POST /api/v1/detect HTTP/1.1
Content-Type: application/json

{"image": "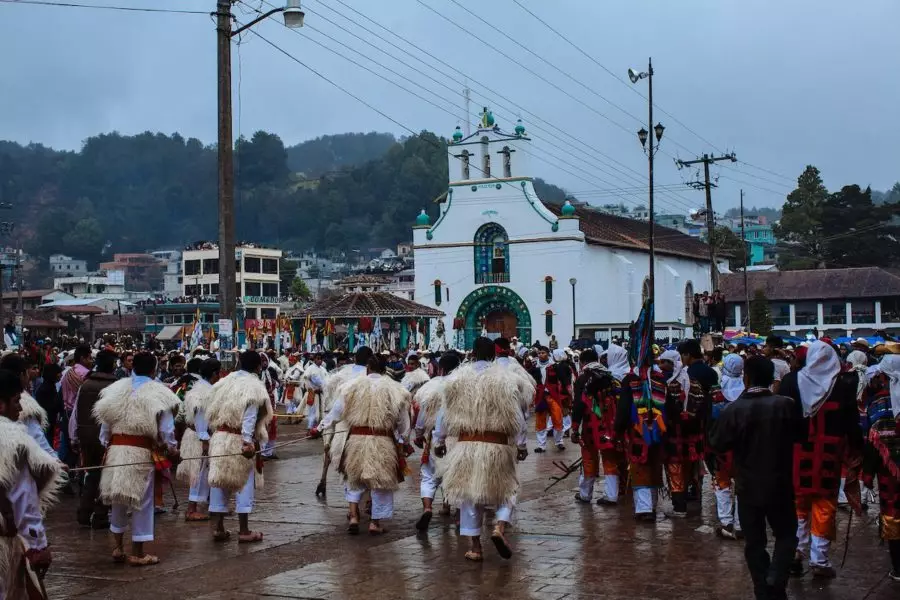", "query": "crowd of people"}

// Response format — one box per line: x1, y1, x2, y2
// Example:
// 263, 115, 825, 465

1, 332, 898, 599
